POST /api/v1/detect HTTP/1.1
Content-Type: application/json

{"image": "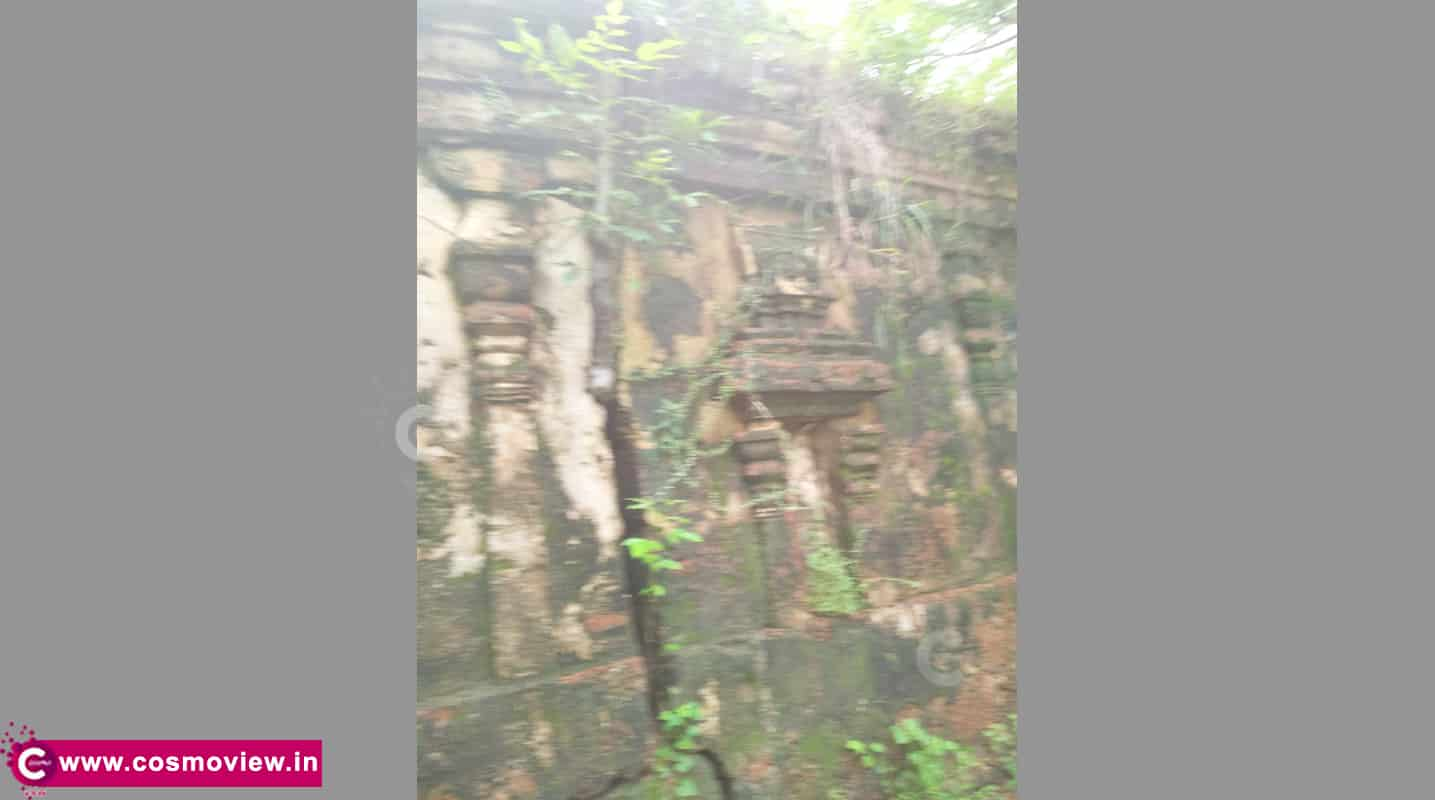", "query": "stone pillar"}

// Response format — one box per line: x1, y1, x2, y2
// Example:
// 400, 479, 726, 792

456, 245, 553, 679
733, 426, 800, 627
